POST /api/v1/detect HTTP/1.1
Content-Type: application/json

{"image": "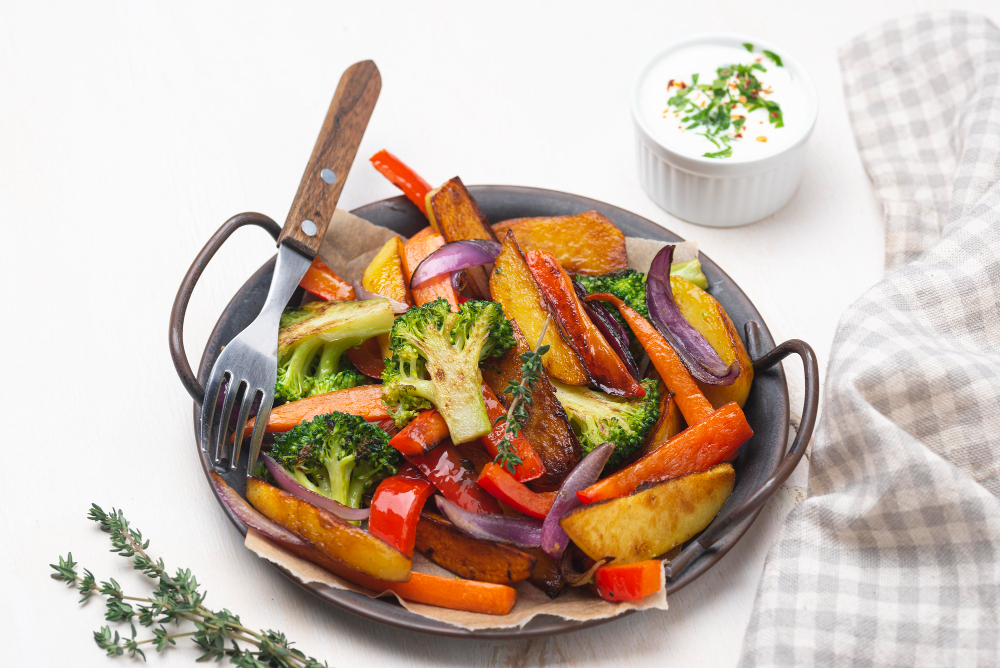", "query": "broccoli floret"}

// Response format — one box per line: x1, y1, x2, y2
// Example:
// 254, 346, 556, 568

276, 299, 393, 403
381, 298, 515, 443
577, 269, 648, 319
550, 378, 660, 471
268, 411, 402, 508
